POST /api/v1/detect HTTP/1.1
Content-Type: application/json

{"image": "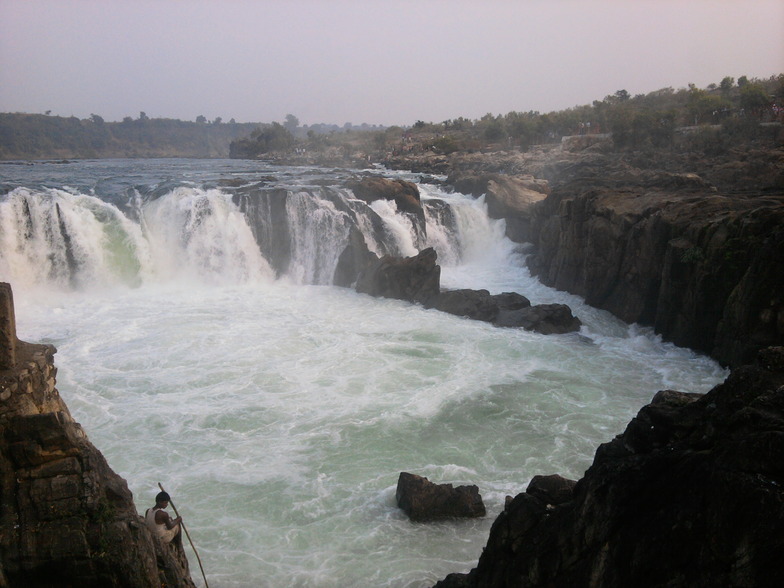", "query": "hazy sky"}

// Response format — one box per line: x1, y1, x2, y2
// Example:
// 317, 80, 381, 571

1, 0, 782, 126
